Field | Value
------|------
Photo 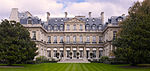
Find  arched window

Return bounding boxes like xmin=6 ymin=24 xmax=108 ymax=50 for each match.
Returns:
xmin=117 ymin=17 xmax=123 ymax=22
xmin=48 ymin=25 xmax=52 ymax=31
xmin=98 ymin=24 xmax=102 ymax=30
xmin=54 ymin=24 xmax=58 ymax=31
xmin=92 ymin=24 xmax=96 ymax=30
xmin=86 ymin=24 xmax=90 ymax=30
xmin=27 ymin=19 xmax=32 ymax=24
xmin=60 ymin=24 xmax=63 ymax=31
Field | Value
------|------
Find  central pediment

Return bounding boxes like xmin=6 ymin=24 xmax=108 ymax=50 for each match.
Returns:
xmin=65 ymin=18 xmax=85 ymax=23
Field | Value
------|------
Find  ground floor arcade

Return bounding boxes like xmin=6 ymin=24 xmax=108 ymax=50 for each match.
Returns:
xmin=45 ymin=45 xmax=103 ymax=60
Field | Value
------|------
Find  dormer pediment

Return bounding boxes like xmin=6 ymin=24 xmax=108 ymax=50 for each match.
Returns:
xmin=65 ymin=18 xmax=85 ymax=23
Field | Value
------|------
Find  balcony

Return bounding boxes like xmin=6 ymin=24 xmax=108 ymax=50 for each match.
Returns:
xmin=47 ymin=42 xmax=51 ymax=44
xmin=92 ymin=42 xmax=97 ymax=44
xmin=85 ymin=42 xmax=90 ymax=44
xmin=53 ymin=42 xmax=57 ymax=44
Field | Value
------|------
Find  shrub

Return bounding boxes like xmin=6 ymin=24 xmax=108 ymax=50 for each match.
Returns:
xmin=100 ymin=56 xmax=109 ymax=63
xmin=35 ymin=56 xmax=49 ymax=64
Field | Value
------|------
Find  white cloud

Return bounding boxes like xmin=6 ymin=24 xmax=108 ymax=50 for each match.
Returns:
xmin=0 ymin=0 xmax=144 ymax=22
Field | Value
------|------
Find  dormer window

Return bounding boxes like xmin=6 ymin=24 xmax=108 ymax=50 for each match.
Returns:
xmin=54 ymin=25 xmax=58 ymax=31
xmin=118 ymin=18 xmax=123 ymax=22
xmin=48 ymin=25 xmax=52 ymax=31
xmin=55 ymin=19 xmax=57 ymax=22
xmin=60 ymin=24 xmax=63 ymax=31
xmin=98 ymin=24 xmax=102 ymax=30
xmin=92 ymin=18 xmax=95 ymax=22
xmin=27 ymin=19 xmax=32 ymax=24
xmin=92 ymin=24 xmax=96 ymax=30
xmin=86 ymin=24 xmax=90 ymax=30
xmin=117 ymin=17 xmax=123 ymax=22
xmin=86 ymin=19 xmax=89 ymax=22
xmin=61 ymin=19 xmax=63 ymax=21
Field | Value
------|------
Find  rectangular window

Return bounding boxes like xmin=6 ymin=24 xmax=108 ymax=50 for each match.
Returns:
xmin=66 ymin=36 xmax=70 ymax=43
xmin=80 ymin=24 xmax=83 ymax=31
xmin=47 ymin=36 xmax=51 ymax=43
xmin=73 ymin=36 xmax=76 ymax=44
xmin=32 ymin=31 xmax=36 ymax=40
xmin=80 ymin=36 xmax=83 ymax=43
xmin=92 ymin=36 xmax=96 ymax=43
xmin=113 ymin=31 xmax=117 ymax=40
xmin=86 ymin=36 xmax=90 ymax=44
xmin=99 ymin=36 xmax=103 ymax=43
xmin=60 ymin=36 xmax=63 ymax=43
xmin=73 ymin=25 xmax=76 ymax=31
xmin=53 ymin=36 xmax=57 ymax=44
xmin=67 ymin=24 xmax=70 ymax=30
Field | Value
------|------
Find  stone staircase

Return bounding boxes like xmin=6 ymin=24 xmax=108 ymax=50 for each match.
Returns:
xmin=58 ymin=59 xmax=90 ymax=63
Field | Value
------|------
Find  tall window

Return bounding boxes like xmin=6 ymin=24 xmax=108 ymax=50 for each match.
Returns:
xmin=93 ymin=50 xmax=96 ymax=58
xmin=60 ymin=36 xmax=63 ymax=43
xmin=54 ymin=50 xmax=57 ymax=57
xmin=67 ymin=24 xmax=70 ymax=30
xmin=80 ymin=36 xmax=83 ymax=43
xmin=47 ymin=36 xmax=51 ymax=43
xmin=53 ymin=36 xmax=57 ymax=44
xmin=66 ymin=36 xmax=70 ymax=43
xmin=73 ymin=36 xmax=76 ymax=43
xmin=86 ymin=24 xmax=90 ymax=30
xmin=73 ymin=24 xmax=76 ymax=31
xmin=113 ymin=31 xmax=117 ymax=40
xmin=28 ymin=19 xmax=32 ymax=24
xmin=86 ymin=36 xmax=90 ymax=43
xmin=60 ymin=24 xmax=63 ymax=31
xmin=32 ymin=31 xmax=36 ymax=40
xmin=92 ymin=36 xmax=96 ymax=43
xmin=48 ymin=25 xmax=52 ymax=31
xmin=80 ymin=24 xmax=83 ymax=31
xmin=99 ymin=36 xmax=102 ymax=43
xmin=92 ymin=24 xmax=96 ymax=30
xmin=54 ymin=25 xmax=58 ymax=31
xmin=98 ymin=24 xmax=102 ymax=30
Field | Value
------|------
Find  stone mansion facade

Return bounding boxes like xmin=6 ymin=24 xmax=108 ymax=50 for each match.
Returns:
xmin=9 ymin=8 xmax=126 ymax=60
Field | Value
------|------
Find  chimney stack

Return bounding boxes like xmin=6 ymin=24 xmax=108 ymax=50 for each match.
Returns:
xmin=101 ymin=12 xmax=104 ymax=25
xmin=65 ymin=12 xmax=68 ymax=18
xmin=47 ymin=12 xmax=50 ymax=22
xmin=89 ymin=12 xmax=92 ymax=18
xmin=9 ymin=8 xmax=19 ymax=22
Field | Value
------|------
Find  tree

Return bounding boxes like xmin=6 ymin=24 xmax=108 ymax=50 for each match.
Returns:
xmin=0 ymin=20 xmax=38 ymax=65
xmin=113 ymin=0 xmax=150 ymax=66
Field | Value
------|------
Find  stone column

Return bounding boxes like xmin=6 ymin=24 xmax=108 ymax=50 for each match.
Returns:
xmin=96 ymin=48 xmax=99 ymax=59
xmin=64 ymin=46 xmax=66 ymax=60
xmin=71 ymin=46 xmax=73 ymax=59
xmin=83 ymin=46 xmax=86 ymax=60
xmin=51 ymin=48 xmax=54 ymax=58
xmin=77 ymin=45 xmax=79 ymax=59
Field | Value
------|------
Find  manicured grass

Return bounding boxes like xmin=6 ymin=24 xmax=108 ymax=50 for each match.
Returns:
xmin=0 ymin=63 xmax=150 ymax=71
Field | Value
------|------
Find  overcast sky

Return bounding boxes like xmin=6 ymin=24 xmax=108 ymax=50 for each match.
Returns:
xmin=0 ymin=0 xmax=144 ymax=22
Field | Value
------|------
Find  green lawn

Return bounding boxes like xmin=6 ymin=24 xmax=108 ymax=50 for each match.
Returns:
xmin=0 ymin=63 xmax=150 ymax=71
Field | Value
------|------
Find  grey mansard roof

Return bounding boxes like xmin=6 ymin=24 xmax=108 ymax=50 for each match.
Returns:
xmin=20 ymin=17 xmax=41 ymax=24
xmin=19 ymin=15 xmax=126 ymax=31
xmin=42 ymin=17 xmax=103 ymax=31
